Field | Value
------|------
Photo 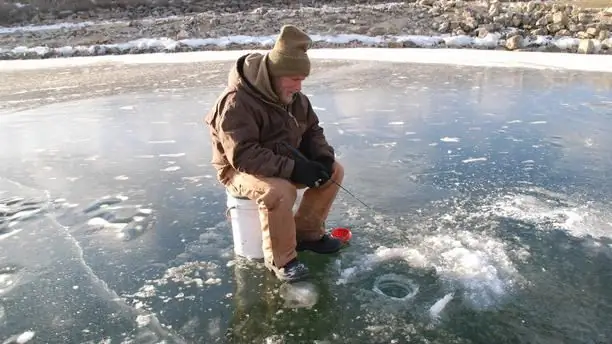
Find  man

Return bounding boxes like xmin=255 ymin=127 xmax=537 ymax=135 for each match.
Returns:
xmin=204 ymin=25 xmax=345 ymax=282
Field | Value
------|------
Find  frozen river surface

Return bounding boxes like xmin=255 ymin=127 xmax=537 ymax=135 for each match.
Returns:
xmin=1 ymin=59 xmax=612 ymax=344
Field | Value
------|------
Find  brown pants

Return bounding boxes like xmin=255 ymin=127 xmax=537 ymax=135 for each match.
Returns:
xmin=225 ymin=161 xmax=345 ymax=268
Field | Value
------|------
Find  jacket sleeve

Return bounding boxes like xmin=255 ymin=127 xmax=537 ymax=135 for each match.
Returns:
xmin=216 ymin=96 xmax=295 ymax=179
xmin=301 ymin=96 xmax=335 ymax=161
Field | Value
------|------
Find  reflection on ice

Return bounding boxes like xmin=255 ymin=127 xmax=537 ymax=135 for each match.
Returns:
xmin=279 ymin=281 xmax=319 ymax=309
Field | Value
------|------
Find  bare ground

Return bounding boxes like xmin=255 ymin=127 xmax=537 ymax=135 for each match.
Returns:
xmin=556 ymin=0 xmax=611 ymax=8
xmin=1 ymin=0 xmax=397 ymax=26
xmin=1 ymin=0 xmax=609 ymax=27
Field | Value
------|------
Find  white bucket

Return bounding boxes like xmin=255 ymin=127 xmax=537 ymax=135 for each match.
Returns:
xmin=226 ymin=190 xmax=264 ymax=260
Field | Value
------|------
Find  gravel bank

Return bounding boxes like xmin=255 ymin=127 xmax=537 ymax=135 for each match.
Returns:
xmin=0 ymin=0 xmax=611 ymax=60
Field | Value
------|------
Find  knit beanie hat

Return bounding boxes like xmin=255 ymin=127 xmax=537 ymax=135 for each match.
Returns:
xmin=267 ymin=25 xmax=312 ymax=78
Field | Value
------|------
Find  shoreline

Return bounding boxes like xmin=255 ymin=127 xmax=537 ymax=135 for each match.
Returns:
xmin=1 ymin=31 xmax=611 ymax=61
xmin=1 ymin=1 xmax=611 ymax=61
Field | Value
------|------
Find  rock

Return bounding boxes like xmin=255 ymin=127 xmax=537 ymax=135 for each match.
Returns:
xmin=552 ymin=11 xmax=568 ymax=26
xmin=462 ymin=17 xmax=478 ymax=31
xmin=506 ymin=34 xmax=522 ymax=50
xmin=489 ymin=3 xmax=501 ymax=17
xmin=527 ymin=1 xmax=537 ymax=13
xmin=577 ymin=39 xmax=595 ymax=54
xmin=577 ymin=31 xmax=590 ymax=39
xmin=577 ymin=12 xmax=591 ymax=24
xmin=176 ymin=29 xmax=190 ymax=40
xmin=367 ymin=26 xmax=387 ymax=36
xmin=586 ymin=27 xmax=598 ymax=36
xmin=599 ymin=30 xmax=610 ymax=40
xmin=568 ymin=23 xmax=584 ymax=33
xmin=438 ymin=21 xmax=451 ymax=33
xmin=475 ymin=27 xmax=489 ymax=38
xmin=556 ymin=29 xmax=571 ymax=37
xmin=418 ymin=0 xmax=436 ymax=6
xmin=547 ymin=23 xmax=564 ymax=33
xmin=536 ymin=16 xmax=549 ymax=27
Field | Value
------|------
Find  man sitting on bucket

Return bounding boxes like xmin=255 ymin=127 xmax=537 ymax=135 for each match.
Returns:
xmin=204 ymin=24 xmax=344 ymax=282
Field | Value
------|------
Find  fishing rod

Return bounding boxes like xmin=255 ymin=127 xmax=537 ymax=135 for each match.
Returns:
xmin=283 ymin=143 xmax=375 ymax=212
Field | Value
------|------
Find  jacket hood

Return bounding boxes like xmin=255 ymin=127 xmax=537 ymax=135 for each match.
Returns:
xmin=227 ymin=52 xmax=282 ymax=105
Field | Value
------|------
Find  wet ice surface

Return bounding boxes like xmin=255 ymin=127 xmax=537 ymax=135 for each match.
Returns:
xmin=1 ymin=62 xmax=612 ymax=343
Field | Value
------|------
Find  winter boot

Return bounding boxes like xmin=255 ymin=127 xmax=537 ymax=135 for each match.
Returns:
xmin=265 ymin=258 xmax=310 ymax=282
xmin=296 ymin=233 xmax=342 ymax=254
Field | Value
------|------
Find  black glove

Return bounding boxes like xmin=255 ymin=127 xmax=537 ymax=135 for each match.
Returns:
xmin=290 ymin=160 xmax=328 ymax=188
xmin=316 ymin=156 xmax=334 ymax=179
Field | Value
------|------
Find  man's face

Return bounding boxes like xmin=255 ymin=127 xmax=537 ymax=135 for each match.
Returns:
xmin=274 ymin=75 xmax=305 ymax=105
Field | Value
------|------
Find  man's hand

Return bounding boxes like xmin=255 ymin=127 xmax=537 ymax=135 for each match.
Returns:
xmin=290 ymin=160 xmax=329 ymax=188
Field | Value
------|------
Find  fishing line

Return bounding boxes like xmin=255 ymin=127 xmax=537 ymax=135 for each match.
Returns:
xmin=283 ymin=143 xmax=376 ymax=212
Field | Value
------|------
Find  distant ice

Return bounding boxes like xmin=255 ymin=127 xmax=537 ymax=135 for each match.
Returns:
xmin=440 ymin=137 xmax=460 ymax=143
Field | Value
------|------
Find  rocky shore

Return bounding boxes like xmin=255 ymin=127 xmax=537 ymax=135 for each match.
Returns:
xmin=0 ymin=0 xmax=611 ymax=60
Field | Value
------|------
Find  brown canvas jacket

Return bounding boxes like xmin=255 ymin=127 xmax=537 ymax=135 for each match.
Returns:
xmin=204 ymin=52 xmax=335 ymax=185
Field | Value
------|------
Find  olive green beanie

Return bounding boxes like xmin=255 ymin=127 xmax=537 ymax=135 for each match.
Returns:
xmin=267 ymin=25 xmax=312 ymax=78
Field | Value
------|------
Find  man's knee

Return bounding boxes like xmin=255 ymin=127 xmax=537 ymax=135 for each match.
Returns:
xmin=332 ymin=161 xmax=345 ymax=182
xmin=257 ymin=178 xmax=298 ymax=210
